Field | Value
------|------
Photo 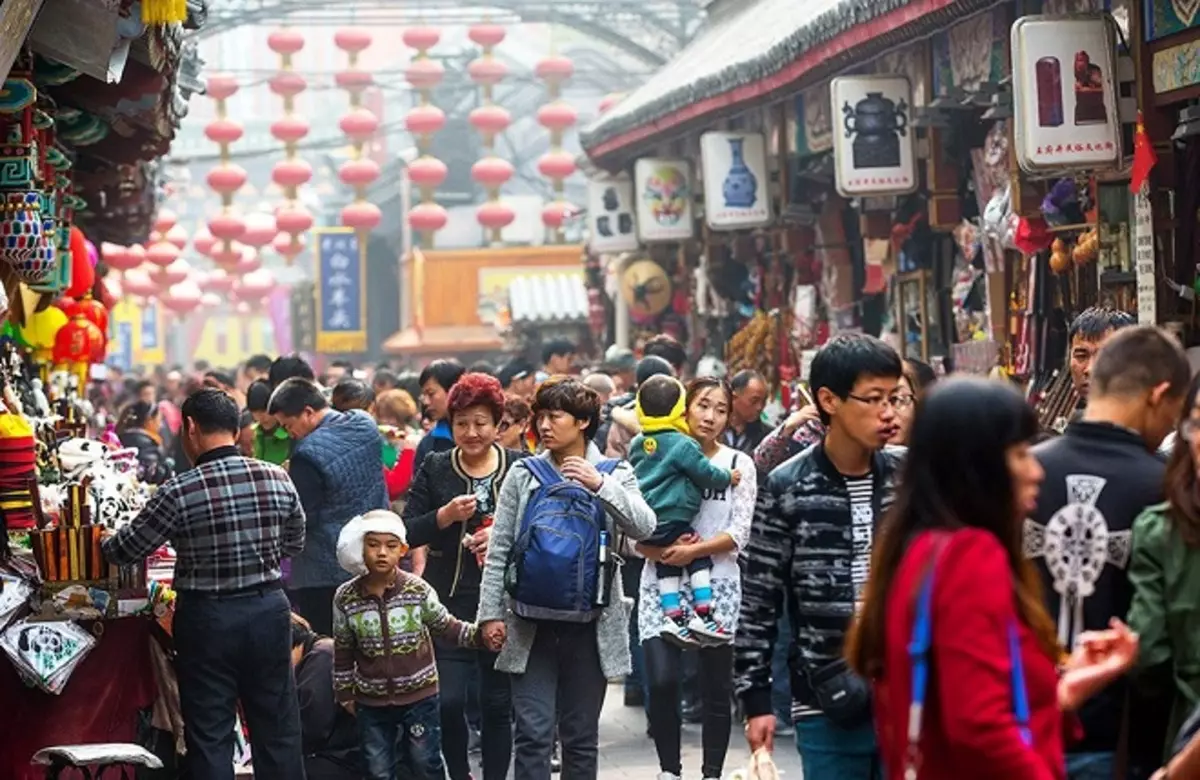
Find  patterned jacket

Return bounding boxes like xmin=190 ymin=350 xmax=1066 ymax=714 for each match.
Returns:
xmin=332 ymin=570 xmax=480 ymax=707
xmin=735 ymin=442 xmax=904 ymax=719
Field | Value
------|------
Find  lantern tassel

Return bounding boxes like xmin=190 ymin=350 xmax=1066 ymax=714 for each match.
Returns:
xmin=141 ymin=0 xmax=189 ymax=24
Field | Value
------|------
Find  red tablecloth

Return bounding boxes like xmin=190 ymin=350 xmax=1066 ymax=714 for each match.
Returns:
xmin=0 ymin=617 xmax=158 ymax=780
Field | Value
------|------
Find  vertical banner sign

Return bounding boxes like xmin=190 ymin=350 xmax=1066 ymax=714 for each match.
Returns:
xmin=314 ymin=227 xmax=367 ymax=354
xmin=1134 ymin=191 xmax=1156 ymax=324
xmin=113 ymin=322 xmax=133 ymax=371
xmin=141 ymin=301 xmax=159 ymax=350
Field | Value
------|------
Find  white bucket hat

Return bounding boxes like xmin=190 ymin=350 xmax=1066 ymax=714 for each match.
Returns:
xmin=336 ymin=510 xmax=409 ymax=576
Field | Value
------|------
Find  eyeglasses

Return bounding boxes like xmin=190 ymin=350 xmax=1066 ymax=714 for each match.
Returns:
xmin=846 ymin=392 xmax=915 ymax=410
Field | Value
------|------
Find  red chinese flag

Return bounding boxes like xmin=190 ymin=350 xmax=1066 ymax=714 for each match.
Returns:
xmin=1130 ymin=111 xmax=1157 ymax=194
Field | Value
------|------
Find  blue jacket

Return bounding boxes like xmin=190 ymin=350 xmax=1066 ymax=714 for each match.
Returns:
xmin=289 ymin=410 xmax=388 ymax=589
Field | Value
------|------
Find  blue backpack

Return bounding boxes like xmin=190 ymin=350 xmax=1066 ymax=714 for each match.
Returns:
xmin=505 ymin=457 xmax=621 ymax=622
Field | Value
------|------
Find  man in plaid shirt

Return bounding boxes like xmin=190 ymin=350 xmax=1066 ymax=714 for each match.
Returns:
xmin=104 ymin=388 xmax=306 ymax=779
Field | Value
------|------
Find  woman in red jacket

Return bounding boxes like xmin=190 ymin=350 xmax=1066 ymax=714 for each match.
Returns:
xmin=846 ymin=377 xmax=1138 ymax=780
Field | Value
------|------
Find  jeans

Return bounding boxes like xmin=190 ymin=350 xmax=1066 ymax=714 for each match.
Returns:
xmin=794 ymin=714 xmax=881 ymax=780
xmin=357 ymin=697 xmax=444 ymax=780
xmin=771 ymin=608 xmax=792 ymax=723
xmin=511 ymin=622 xmax=608 ymax=780
xmin=644 ymin=637 xmax=733 ymax=778
xmin=174 ymin=586 xmax=304 ymax=780
xmin=289 ymin=585 xmax=338 ymax=636
xmin=1065 ymin=751 xmax=1151 ymax=780
xmin=437 ymin=645 xmax=512 ymax=780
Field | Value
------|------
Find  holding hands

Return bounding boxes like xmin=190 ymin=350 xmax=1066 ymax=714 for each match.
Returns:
xmin=479 ymin=619 xmax=506 ymax=652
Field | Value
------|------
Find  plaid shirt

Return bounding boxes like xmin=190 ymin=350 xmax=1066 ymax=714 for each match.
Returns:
xmin=103 ymin=445 xmax=305 ymax=593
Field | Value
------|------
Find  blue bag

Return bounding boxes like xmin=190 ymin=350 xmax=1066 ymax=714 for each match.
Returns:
xmin=505 ymin=457 xmax=621 ymax=622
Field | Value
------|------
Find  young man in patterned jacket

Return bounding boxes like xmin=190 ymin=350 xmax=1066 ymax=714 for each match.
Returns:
xmin=736 ymin=334 xmax=905 ymax=780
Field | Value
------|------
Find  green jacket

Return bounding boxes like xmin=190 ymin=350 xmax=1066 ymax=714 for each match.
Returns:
xmin=628 ymin=429 xmax=732 ymax=526
xmin=253 ymin=423 xmax=292 ymax=466
xmin=1127 ymin=502 xmax=1200 ymax=759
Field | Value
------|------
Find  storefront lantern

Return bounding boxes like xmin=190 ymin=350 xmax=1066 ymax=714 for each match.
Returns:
xmin=63 ymin=296 xmax=108 ymax=335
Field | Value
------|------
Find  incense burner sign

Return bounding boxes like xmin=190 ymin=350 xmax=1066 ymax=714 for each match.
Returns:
xmin=831 ymin=76 xmax=917 ymax=197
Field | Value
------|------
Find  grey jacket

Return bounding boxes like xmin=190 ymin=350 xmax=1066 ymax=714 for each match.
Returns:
xmin=477 ymin=443 xmax=655 ymax=679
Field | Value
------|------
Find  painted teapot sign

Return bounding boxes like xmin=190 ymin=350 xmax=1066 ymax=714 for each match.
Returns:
xmin=700 ymin=131 xmax=772 ymax=230
xmin=831 ymin=75 xmax=918 ymax=197
xmin=586 ymin=174 xmax=639 ymax=254
xmin=634 ymin=158 xmax=695 ymax=242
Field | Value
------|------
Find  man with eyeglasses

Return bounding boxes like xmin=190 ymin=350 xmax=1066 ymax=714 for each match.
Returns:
xmin=736 ymin=334 xmax=905 ymax=780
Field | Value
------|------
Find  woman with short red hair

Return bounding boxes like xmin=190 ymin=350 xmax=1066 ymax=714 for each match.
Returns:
xmin=403 ymin=372 xmax=524 ymax=780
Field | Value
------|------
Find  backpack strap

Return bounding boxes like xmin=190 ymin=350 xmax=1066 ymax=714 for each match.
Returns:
xmin=523 ymin=458 xmax=562 ymax=487
xmin=596 ymin=458 xmax=620 ymax=476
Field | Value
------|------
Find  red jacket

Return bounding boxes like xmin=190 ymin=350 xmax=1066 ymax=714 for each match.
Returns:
xmin=874 ymin=528 xmax=1067 ymax=780
xmin=384 ymin=448 xmax=416 ymax=502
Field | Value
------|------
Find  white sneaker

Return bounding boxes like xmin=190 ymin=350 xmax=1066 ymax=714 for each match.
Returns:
xmin=660 ymin=617 xmax=699 ymax=648
xmin=656 ymin=773 xmax=681 ymax=780
xmin=688 ymin=613 xmax=733 ymax=644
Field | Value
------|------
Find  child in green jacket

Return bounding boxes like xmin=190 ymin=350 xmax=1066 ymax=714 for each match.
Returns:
xmin=629 ymin=375 xmax=740 ymax=644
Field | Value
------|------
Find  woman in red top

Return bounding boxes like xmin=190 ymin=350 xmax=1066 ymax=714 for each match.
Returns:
xmin=846 ymin=377 xmax=1138 ymax=780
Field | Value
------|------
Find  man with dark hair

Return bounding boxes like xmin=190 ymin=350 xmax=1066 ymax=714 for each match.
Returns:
xmin=241 ymin=353 xmax=273 ymax=391
xmin=643 ymin=334 xmax=688 ymax=377
xmin=135 ymin=379 xmax=157 ymax=405
xmin=270 ymin=378 xmax=388 ymax=635
xmin=371 ymin=368 xmax=399 ymax=395
xmin=498 ymin=358 xmax=536 ymax=401
xmin=323 ymin=360 xmax=355 ymax=388
xmin=537 ymin=338 xmax=577 ymax=383
xmin=738 ymin=334 xmax=905 ymax=777
xmin=1028 ymin=325 xmax=1188 ymax=780
xmin=248 ymin=379 xmax=290 ymax=466
xmin=603 ymin=355 xmax=675 ymax=460
xmin=603 ymin=346 xmax=637 ymax=394
xmin=415 ymin=359 xmax=466 ymax=467
xmin=726 ymin=369 xmax=770 ymax=454
xmin=330 ymin=378 xmax=375 ymax=413
xmin=270 ymin=354 xmax=316 ymax=389
xmin=103 ymin=389 xmax=306 ymax=778
xmin=1067 ymin=305 xmax=1137 ymax=406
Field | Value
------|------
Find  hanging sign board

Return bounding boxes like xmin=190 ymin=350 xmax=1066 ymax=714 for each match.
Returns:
xmin=1011 ymin=15 xmax=1122 ymax=174
xmin=586 ymin=174 xmax=639 ymax=254
xmin=633 ymin=158 xmax=695 ymax=242
xmin=700 ymin=132 xmax=772 ymax=230
xmin=1133 ymin=191 xmax=1156 ymax=324
xmin=314 ymin=228 xmax=367 ymax=354
xmin=830 ymin=76 xmax=918 ymax=198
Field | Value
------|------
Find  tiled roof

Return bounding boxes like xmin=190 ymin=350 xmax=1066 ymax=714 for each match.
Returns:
xmin=508 ymin=273 xmax=589 ymax=324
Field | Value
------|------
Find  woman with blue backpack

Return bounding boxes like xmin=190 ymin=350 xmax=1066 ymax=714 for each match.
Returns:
xmin=844 ymin=378 xmax=1139 ymax=779
xmin=476 ymin=376 xmax=656 ymax=780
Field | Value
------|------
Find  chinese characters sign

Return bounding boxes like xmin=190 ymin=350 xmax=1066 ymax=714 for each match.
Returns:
xmin=1134 ymin=191 xmax=1156 ymax=324
xmin=1012 ymin=15 xmax=1122 ymax=173
xmin=141 ymin=301 xmax=159 ymax=350
xmin=830 ymin=76 xmax=918 ymax=198
xmin=314 ymin=228 xmax=366 ymax=354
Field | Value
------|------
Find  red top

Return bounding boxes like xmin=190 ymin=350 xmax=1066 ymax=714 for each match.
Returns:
xmin=874 ymin=528 xmax=1066 ymax=780
xmin=384 ymin=448 xmax=416 ymax=502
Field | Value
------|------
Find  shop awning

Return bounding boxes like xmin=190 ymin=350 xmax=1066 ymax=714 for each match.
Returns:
xmin=508 ymin=273 xmax=589 ymax=325
xmin=382 ymin=325 xmax=504 ymax=357
xmin=581 ymin=0 xmax=991 ymax=162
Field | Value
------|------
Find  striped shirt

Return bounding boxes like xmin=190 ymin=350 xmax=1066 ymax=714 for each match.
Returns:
xmin=103 ymin=446 xmax=305 ymax=593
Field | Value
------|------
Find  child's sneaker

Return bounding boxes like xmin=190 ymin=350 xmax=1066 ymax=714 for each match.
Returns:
xmin=688 ymin=613 xmax=732 ymax=644
xmin=660 ymin=615 xmax=699 ymax=648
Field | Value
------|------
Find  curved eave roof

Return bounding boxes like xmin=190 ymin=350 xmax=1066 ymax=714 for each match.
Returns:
xmin=581 ymin=0 xmax=989 ymax=163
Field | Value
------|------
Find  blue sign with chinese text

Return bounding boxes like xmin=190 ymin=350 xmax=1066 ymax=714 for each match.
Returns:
xmin=141 ymin=301 xmax=159 ymax=350
xmin=112 ymin=322 xmax=133 ymax=371
xmin=314 ymin=228 xmax=366 ymax=353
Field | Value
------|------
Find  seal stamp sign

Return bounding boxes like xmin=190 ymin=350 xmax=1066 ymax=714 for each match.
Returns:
xmin=1023 ymin=474 xmax=1132 ymax=648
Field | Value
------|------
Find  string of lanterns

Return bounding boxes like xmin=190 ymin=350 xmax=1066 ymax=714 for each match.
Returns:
xmin=336 ymin=29 xmax=382 ymax=239
xmin=404 ymin=26 xmax=448 ymax=247
xmin=535 ymin=50 xmax=578 ymax=242
xmin=468 ymin=24 xmax=515 ymax=243
xmin=268 ymin=28 xmax=313 ymax=264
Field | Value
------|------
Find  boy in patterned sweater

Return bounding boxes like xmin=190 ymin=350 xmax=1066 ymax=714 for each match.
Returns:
xmin=333 ymin=510 xmax=487 ymax=780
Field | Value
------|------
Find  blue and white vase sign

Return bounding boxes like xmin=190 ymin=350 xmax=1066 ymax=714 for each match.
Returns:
xmin=587 ymin=174 xmax=639 ymax=254
xmin=830 ymin=75 xmax=918 ymax=198
xmin=700 ymin=132 xmax=771 ymax=231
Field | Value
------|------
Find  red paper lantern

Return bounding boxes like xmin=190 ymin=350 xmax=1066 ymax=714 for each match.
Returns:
xmin=209 ymin=212 xmax=246 ymax=243
xmin=405 ymin=105 xmax=446 ymax=136
xmin=468 ymin=24 xmax=505 ymax=47
xmin=53 ymin=314 xmax=104 ymax=365
xmin=201 ymin=268 xmax=235 ymax=293
xmin=64 ymin=296 xmax=109 ymax=334
xmin=471 ymin=157 xmax=515 ymax=188
xmin=467 ymin=58 xmax=508 ymax=86
xmin=64 ymin=227 xmax=94 ymax=299
xmin=192 ymin=228 xmax=215 ymax=258
xmin=122 ymin=268 xmax=156 ymax=299
xmin=598 ymin=93 xmax=625 ymax=114
xmin=477 ymin=202 xmax=516 ymax=230
xmin=537 ymin=102 xmax=578 ymax=132
xmin=468 ymin=105 xmax=511 ymax=135
xmin=165 ymin=225 xmax=189 ymax=251
xmin=537 ymin=150 xmax=577 ymax=180
xmin=241 ymin=213 xmax=278 ymax=249
xmin=153 ymin=209 xmax=178 ymax=235
xmin=146 ymin=240 xmax=180 ymax=268
xmin=206 ymin=74 xmax=239 ymax=100
xmin=405 ymin=59 xmax=445 ymax=90
xmin=205 ymin=119 xmax=244 ymax=145
xmin=339 ymin=108 xmax=379 ymax=142
xmin=268 ymin=72 xmax=307 ymax=97
xmin=541 ymin=201 xmax=576 ymax=229
xmin=339 ymin=159 xmax=381 ymax=188
xmin=101 ymin=243 xmax=141 ymax=272
xmin=237 ymin=247 xmax=261 ymax=274
xmin=268 ymin=29 xmax=305 ymax=55
xmin=402 ymin=27 xmax=440 ymax=50
xmin=207 ymin=164 xmax=248 ymax=194
xmin=408 ymin=157 xmax=448 ymax=189
xmin=270 ymin=116 xmax=309 ymax=144
xmin=408 ymin=203 xmax=448 ymax=233
xmin=272 ymin=159 xmax=313 ymax=189
xmin=273 ymin=231 xmax=305 ymax=260
xmin=334 ymin=29 xmax=373 ymax=53
xmin=162 ymin=280 xmax=204 ymax=315
xmin=535 ymin=55 xmax=575 ymax=82
xmin=150 ymin=258 xmax=190 ymax=289
xmin=275 ymin=204 xmax=314 ymax=235
xmin=335 ymin=70 xmax=373 ymax=91
xmin=341 ymin=202 xmax=382 ymax=232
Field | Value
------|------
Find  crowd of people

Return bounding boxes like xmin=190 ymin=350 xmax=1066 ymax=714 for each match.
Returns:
xmin=93 ymin=314 xmax=1200 ymax=780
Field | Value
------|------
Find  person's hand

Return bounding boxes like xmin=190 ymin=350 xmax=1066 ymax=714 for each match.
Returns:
xmin=436 ymin=495 xmax=477 ymax=528
xmin=745 ymin=713 xmax=775 ymax=754
xmin=480 ymin=620 xmax=506 ymax=652
xmin=464 ymin=525 xmax=492 ymax=557
xmin=1150 ymin=770 xmax=1167 ymax=780
xmin=730 ymin=468 xmax=743 ymax=487
xmin=1059 ymin=619 xmax=1139 ymax=711
xmin=782 ymin=405 xmax=820 ymax=436
xmin=661 ymin=543 xmax=699 ymax=567
xmin=561 ymin=456 xmax=603 ymax=491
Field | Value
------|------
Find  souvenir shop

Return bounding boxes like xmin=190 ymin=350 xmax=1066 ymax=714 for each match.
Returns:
xmin=0 ymin=2 xmax=204 ymax=777
xmin=580 ymin=0 xmax=1149 ymax=408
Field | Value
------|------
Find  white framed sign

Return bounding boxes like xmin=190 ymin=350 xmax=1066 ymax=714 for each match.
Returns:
xmin=830 ymin=75 xmax=918 ymax=198
xmin=586 ymin=174 xmax=639 ymax=254
xmin=1011 ymin=15 xmax=1121 ymax=173
xmin=1134 ymin=190 xmax=1156 ymax=324
xmin=633 ymin=158 xmax=695 ymax=242
xmin=699 ymin=132 xmax=772 ymax=230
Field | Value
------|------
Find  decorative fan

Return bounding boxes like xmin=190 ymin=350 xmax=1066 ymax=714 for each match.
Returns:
xmin=620 ymin=259 xmax=672 ymax=319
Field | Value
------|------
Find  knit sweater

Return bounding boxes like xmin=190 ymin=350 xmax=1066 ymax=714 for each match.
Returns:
xmin=332 ymin=570 xmax=480 ymax=707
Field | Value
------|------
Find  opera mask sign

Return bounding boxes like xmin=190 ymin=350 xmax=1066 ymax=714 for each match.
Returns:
xmin=830 ymin=75 xmax=918 ymax=198
xmin=633 ymin=158 xmax=695 ymax=242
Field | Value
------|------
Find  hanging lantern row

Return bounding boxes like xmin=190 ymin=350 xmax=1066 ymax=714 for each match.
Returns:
xmin=403 ymin=27 xmax=448 ymax=246
xmin=269 ymin=28 xmax=312 ymax=264
xmin=204 ymin=74 xmax=249 ymax=271
xmin=536 ymin=53 xmax=578 ymax=239
xmin=467 ymin=24 xmax=515 ymax=242
xmin=335 ymin=29 xmax=382 ymax=239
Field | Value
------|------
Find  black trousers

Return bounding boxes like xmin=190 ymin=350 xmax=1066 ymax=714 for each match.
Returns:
xmin=644 ymin=637 xmax=733 ymax=779
xmin=289 ymin=586 xmax=338 ymax=636
xmin=175 ymin=586 xmax=305 ymax=780
xmin=437 ymin=646 xmax=512 ymax=780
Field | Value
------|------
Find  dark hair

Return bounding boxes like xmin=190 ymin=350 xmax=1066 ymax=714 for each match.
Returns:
xmin=331 ymin=378 xmax=375 ymax=412
xmin=686 ymin=376 xmax=732 ymax=411
xmin=244 ymin=354 xmax=273 ymax=375
xmin=1068 ymin=306 xmax=1136 ymax=342
xmin=503 ymin=395 xmax=532 ymax=423
xmin=498 ymin=359 xmax=535 ymax=389
xmin=181 ymin=388 xmax=241 ymax=436
xmin=447 ymin=372 xmax=506 ymax=424
xmin=268 ymin=378 xmax=329 ymax=417
xmin=203 ymin=370 xmax=236 ymax=390
xmin=635 ymin=355 xmax=675 ymax=388
xmin=903 ymin=358 xmax=937 ymax=394
xmin=532 ymin=376 xmax=602 ymax=441
xmin=637 ymin=375 xmax=683 ymax=418
xmin=846 ymin=378 xmax=1058 ymax=679
xmin=395 ymin=371 xmax=422 ymax=401
xmin=644 ymin=334 xmax=687 ymax=372
xmin=468 ymin=360 xmax=496 ymax=377
xmin=134 ymin=379 xmax=155 ymax=396
xmin=269 ymin=355 xmax=315 ymax=388
xmin=1091 ymin=325 xmax=1190 ymax=400
xmin=541 ymin=338 xmax=576 ymax=365
xmin=1166 ymin=372 xmax=1200 ymax=547
xmin=373 ymin=368 xmax=399 ymax=390
xmin=730 ymin=369 xmax=765 ymax=393
xmin=291 ymin=612 xmax=315 ymax=648
xmin=246 ymin=380 xmax=273 ymax=413
xmin=117 ymin=400 xmax=158 ymax=432
xmin=809 ymin=334 xmax=903 ymax=425
xmin=331 ymin=360 xmax=355 ymax=371
xmin=419 ymin=359 xmax=465 ymax=392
